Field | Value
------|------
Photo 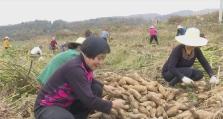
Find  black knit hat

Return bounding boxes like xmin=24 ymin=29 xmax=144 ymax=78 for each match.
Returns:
xmin=80 ymin=36 xmax=110 ymax=58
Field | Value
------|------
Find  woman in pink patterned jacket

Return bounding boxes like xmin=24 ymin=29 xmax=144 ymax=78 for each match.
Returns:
xmin=148 ymin=25 xmax=159 ymax=45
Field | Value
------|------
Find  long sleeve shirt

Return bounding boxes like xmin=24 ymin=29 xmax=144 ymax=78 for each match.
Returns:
xmin=176 ymin=28 xmax=186 ymax=36
xmin=2 ymin=40 xmax=10 ymax=48
xmin=162 ymin=44 xmax=214 ymax=80
xmin=37 ymin=49 xmax=79 ymax=84
xmin=35 ymin=54 xmax=112 ymax=113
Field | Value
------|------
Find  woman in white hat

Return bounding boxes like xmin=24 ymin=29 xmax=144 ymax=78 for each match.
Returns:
xmin=162 ymin=27 xmax=218 ymax=86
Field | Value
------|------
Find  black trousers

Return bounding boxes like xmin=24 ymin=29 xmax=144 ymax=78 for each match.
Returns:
xmin=163 ymin=67 xmax=203 ymax=86
xmin=34 ymin=81 xmax=103 ymax=119
xmin=150 ymin=35 xmax=159 ymax=44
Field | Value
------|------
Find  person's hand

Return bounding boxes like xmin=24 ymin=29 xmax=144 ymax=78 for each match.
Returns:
xmin=112 ymin=99 xmax=125 ymax=109
xmin=182 ymin=76 xmax=194 ymax=84
xmin=209 ymin=75 xmax=219 ymax=84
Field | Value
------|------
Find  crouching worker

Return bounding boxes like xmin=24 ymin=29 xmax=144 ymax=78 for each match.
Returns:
xmin=30 ymin=46 xmax=43 ymax=61
xmin=34 ymin=37 xmax=125 ymax=119
xmin=162 ymin=27 xmax=218 ymax=87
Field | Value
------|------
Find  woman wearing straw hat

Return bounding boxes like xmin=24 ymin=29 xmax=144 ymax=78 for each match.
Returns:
xmin=2 ymin=36 xmax=10 ymax=49
xmin=162 ymin=27 xmax=218 ymax=86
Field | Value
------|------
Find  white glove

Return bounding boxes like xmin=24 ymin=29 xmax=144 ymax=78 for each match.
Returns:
xmin=209 ymin=75 xmax=219 ymax=84
xmin=182 ymin=76 xmax=194 ymax=84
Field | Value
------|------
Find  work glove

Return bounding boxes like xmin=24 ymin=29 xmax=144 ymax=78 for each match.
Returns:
xmin=182 ymin=76 xmax=194 ymax=84
xmin=209 ymin=75 xmax=219 ymax=84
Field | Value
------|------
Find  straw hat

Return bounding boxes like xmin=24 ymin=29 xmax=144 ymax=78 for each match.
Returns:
xmin=177 ymin=25 xmax=183 ymax=29
xmin=4 ymin=36 xmax=9 ymax=39
xmin=175 ymin=27 xmax=208 ymax=47
xmin=74 ymin=37 xmax=86 ymax=44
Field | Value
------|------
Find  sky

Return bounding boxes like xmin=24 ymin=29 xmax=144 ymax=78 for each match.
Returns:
xmin=0 ymin=0 xmax=220 ymax=26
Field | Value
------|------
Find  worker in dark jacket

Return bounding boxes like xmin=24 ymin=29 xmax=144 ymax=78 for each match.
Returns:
xmin=162 ymin=27 xmax=218 ymax=87
xmin=34 ymin=36 xmax=125 ymax=119
xmin=176 ymin=25 xmax=186 ymax=36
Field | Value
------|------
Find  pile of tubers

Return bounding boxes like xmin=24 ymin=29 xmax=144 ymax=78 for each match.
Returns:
xmin=89 ymin=72 xmax=218 ymax=119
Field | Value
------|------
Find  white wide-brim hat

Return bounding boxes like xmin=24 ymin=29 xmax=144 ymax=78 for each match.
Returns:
xmin=175 ymin=27 xmax=208 ymax=47
xmin=74 ymin=37 xmax=86 ymax=44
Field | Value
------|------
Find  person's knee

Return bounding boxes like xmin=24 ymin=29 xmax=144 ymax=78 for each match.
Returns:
xmin=193 ymin=71 xmax=203 ymax=81
xmin=162 ymin=72 xmax=174 ymax=82
xmin=37 ymin=106 xmax=75 ymax=119
xmin=49 ymin=113 xmax=74 ymax=119
xmin=164 ymin=77 xmax=172 ymax=82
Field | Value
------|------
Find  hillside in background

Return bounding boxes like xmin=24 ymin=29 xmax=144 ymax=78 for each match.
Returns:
xmin=0 ymin=9 xmax=217 ymax=41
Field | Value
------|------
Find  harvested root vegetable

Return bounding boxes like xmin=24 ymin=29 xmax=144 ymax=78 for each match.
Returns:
xmin=110 ymin=109 xmax=118 ymax=116
xmin=121 ymin=77 xmax=139 ymax=85
xmin=192 ymin=109 xmax=214 ymax=119
xmin=166 ymin=105 xmax=180 ymax=117
xmin=122 ymin=105 xmax=130 ymax=110
xmin=131 ymin=72 xmax=146 ymax=83
xmin=128 ymin=113 xmax=147 ymax=119
xmin=118 ymin=79 xmax=127 ymax=85
xmin=175 ymin=110 xmax=193 ymax=119
xmin=140 ymin=101 xmax=156 ymax=107
xmin=128 ymin=89 xmax=142 ymax=100
xmin=150 ymin=108 xmax=157 ymax=117
xmin=128 ymin=85 xmax=147 ymax=92
xmin=132 ymin=109 xmax=139 ymax=114
xmin=139 ymin=95 xmax=148 ymax=102
xmin=129 ymin=95 xmax=139 ymax=109
xmin=166 ymin=90 xmax=176 ymax=101
xmin=146 ymin=84 xmax=158 ymax=92
xmin=89 ymin=112 xmax=102 ymax=118
xmin=158 ymin=84 xmax=167 ymax=97
xmin=147 ymin=92 xmax=163 ymax=106
xmin=156 ymin=106 xmax=165 ymax=117
xmin=139 ymin=106 xmax=149 ymax=115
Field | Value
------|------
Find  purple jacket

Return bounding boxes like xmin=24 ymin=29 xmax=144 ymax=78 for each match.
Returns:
xmin=34 ymin=54 xmax=112 ymax=113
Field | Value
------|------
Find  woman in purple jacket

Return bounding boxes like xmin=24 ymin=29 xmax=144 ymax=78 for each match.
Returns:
xmin=34 ymin=36 xmax=125 ymax=119
xmin=162 ymin=28 xmax=218 ymax=87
